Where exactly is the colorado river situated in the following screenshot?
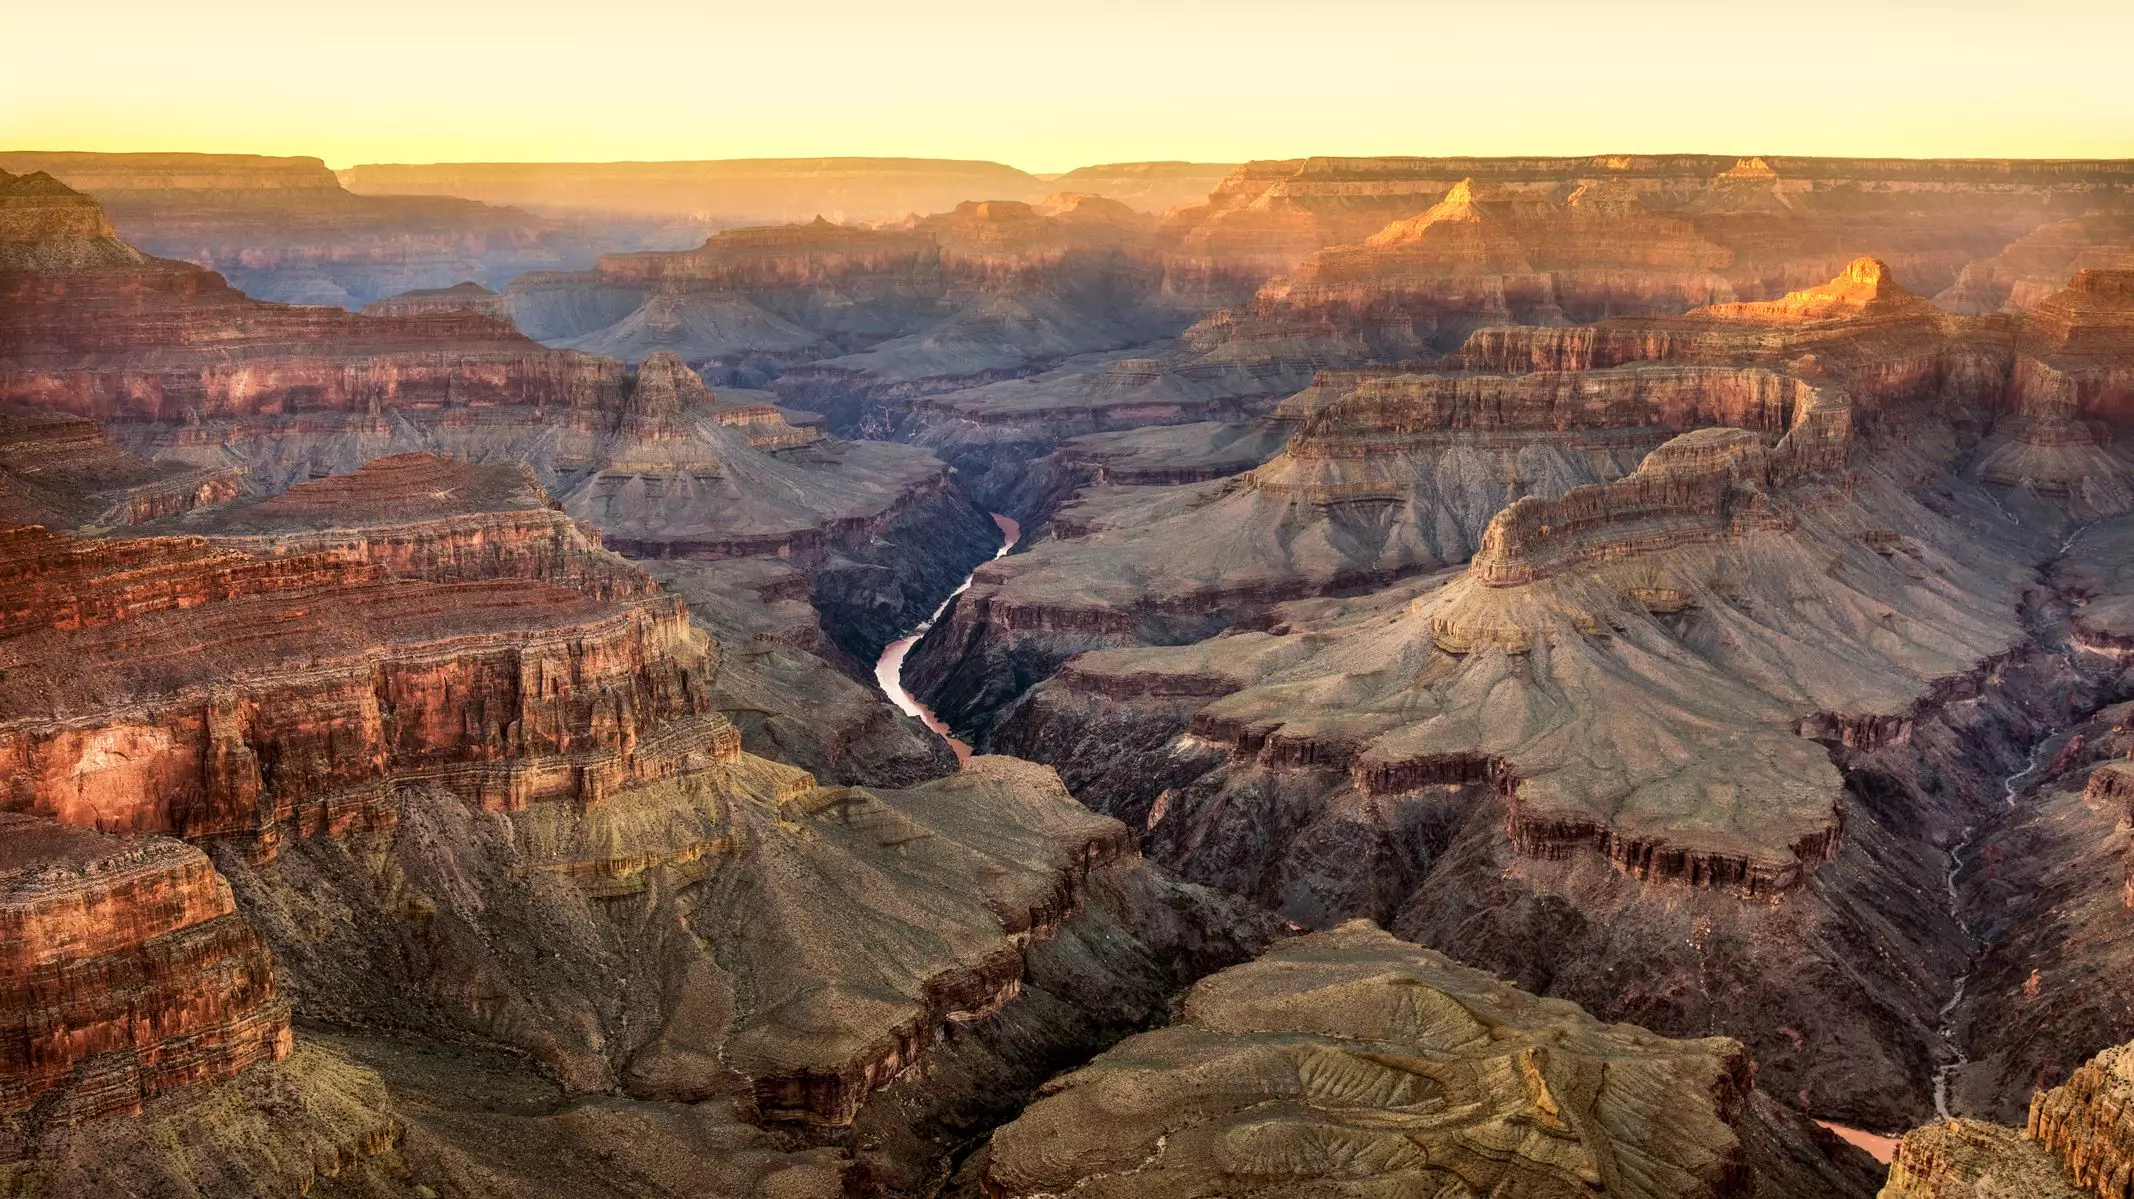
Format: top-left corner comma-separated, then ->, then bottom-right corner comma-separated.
874,513 -> 1019,761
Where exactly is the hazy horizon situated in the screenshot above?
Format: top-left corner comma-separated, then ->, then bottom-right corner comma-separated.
9,0 -> 2131,175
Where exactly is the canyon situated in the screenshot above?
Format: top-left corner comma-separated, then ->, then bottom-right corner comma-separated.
5,143 -> 2134,1199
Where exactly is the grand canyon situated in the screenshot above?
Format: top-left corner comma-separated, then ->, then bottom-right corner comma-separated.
8,2 -> 2134,1193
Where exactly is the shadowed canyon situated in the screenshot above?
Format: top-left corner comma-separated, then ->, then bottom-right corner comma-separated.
7,130 -> 2134,1199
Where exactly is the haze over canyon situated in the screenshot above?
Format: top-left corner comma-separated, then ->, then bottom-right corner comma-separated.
8,17 -> 2134,1194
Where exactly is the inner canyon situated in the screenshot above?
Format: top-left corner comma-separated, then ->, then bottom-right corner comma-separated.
9,114 -> 2134,1199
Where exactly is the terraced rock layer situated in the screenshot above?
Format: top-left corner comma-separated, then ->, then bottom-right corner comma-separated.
0,814 -> 290,1154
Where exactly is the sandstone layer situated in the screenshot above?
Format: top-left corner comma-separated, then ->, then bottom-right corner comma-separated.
0,814 -> 290,1156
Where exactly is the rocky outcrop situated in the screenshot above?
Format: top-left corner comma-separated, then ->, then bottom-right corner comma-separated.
1973,270 -> 2134,515
2029,1041 -> 2134,1197
0,814 -> 290,1153
1881,1119 -> 2085,1198
980,921 -> 1879,1198
361,280 -> 515,322
0,509 -> 731,849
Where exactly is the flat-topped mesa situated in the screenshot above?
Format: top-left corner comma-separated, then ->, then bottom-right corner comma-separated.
0,813 -> 291,1143
0,412 -> 241,530
1248,362 -> 1816,503
981,922 -> 1874,1199
0,515 -> 736,850
141,452 -> 656,600
359,280 -> 513,322
589,218 -> 940,289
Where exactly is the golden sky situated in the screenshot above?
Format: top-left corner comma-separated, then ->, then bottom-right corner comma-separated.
6,0 -> 2130,172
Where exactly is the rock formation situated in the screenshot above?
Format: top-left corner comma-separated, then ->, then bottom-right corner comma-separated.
1972,270 -> 2134,516
0,177 -> 1004,661
980,921 -> 1879,1198
1880,1119 -> 2085,1198
907,259 -> 2007,736
362,280 -> 515,322
0,814 -> 291,1157
0,152 -> 624,307
0,411 -> 241,530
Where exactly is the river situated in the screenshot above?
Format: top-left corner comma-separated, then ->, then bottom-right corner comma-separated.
874,513 -> 1019,762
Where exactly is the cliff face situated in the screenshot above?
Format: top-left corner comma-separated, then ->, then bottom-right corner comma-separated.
0,813 -> 290,1154
0,175 -> 628,425
0,481 -> 731,850
0,152 -> 624,308
982,922 -> 1879,1199
1969,270 -> 2134,515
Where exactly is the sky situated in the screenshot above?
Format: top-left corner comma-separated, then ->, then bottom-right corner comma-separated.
5,0 -> 2131,173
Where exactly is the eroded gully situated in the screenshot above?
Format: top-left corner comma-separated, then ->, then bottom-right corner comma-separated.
1932,521 -> 2090,1121
875,512 -> 1019,760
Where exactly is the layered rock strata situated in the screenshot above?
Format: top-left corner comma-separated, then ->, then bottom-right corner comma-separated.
0,814 -> 290,1154
0,507 -> 729,849
909,259 -> 2006,736
0,411 -> 241,530
1169,155 -> 2132,298
1973,270 -> 2134,515
980,921 -> 1879,1198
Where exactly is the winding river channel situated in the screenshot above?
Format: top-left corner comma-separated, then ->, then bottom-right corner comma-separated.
874,512 -> 1019,761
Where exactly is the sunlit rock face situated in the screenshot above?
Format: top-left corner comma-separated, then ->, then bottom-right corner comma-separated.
982,921 -> 1880,1199
0,814 -> 291,1155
